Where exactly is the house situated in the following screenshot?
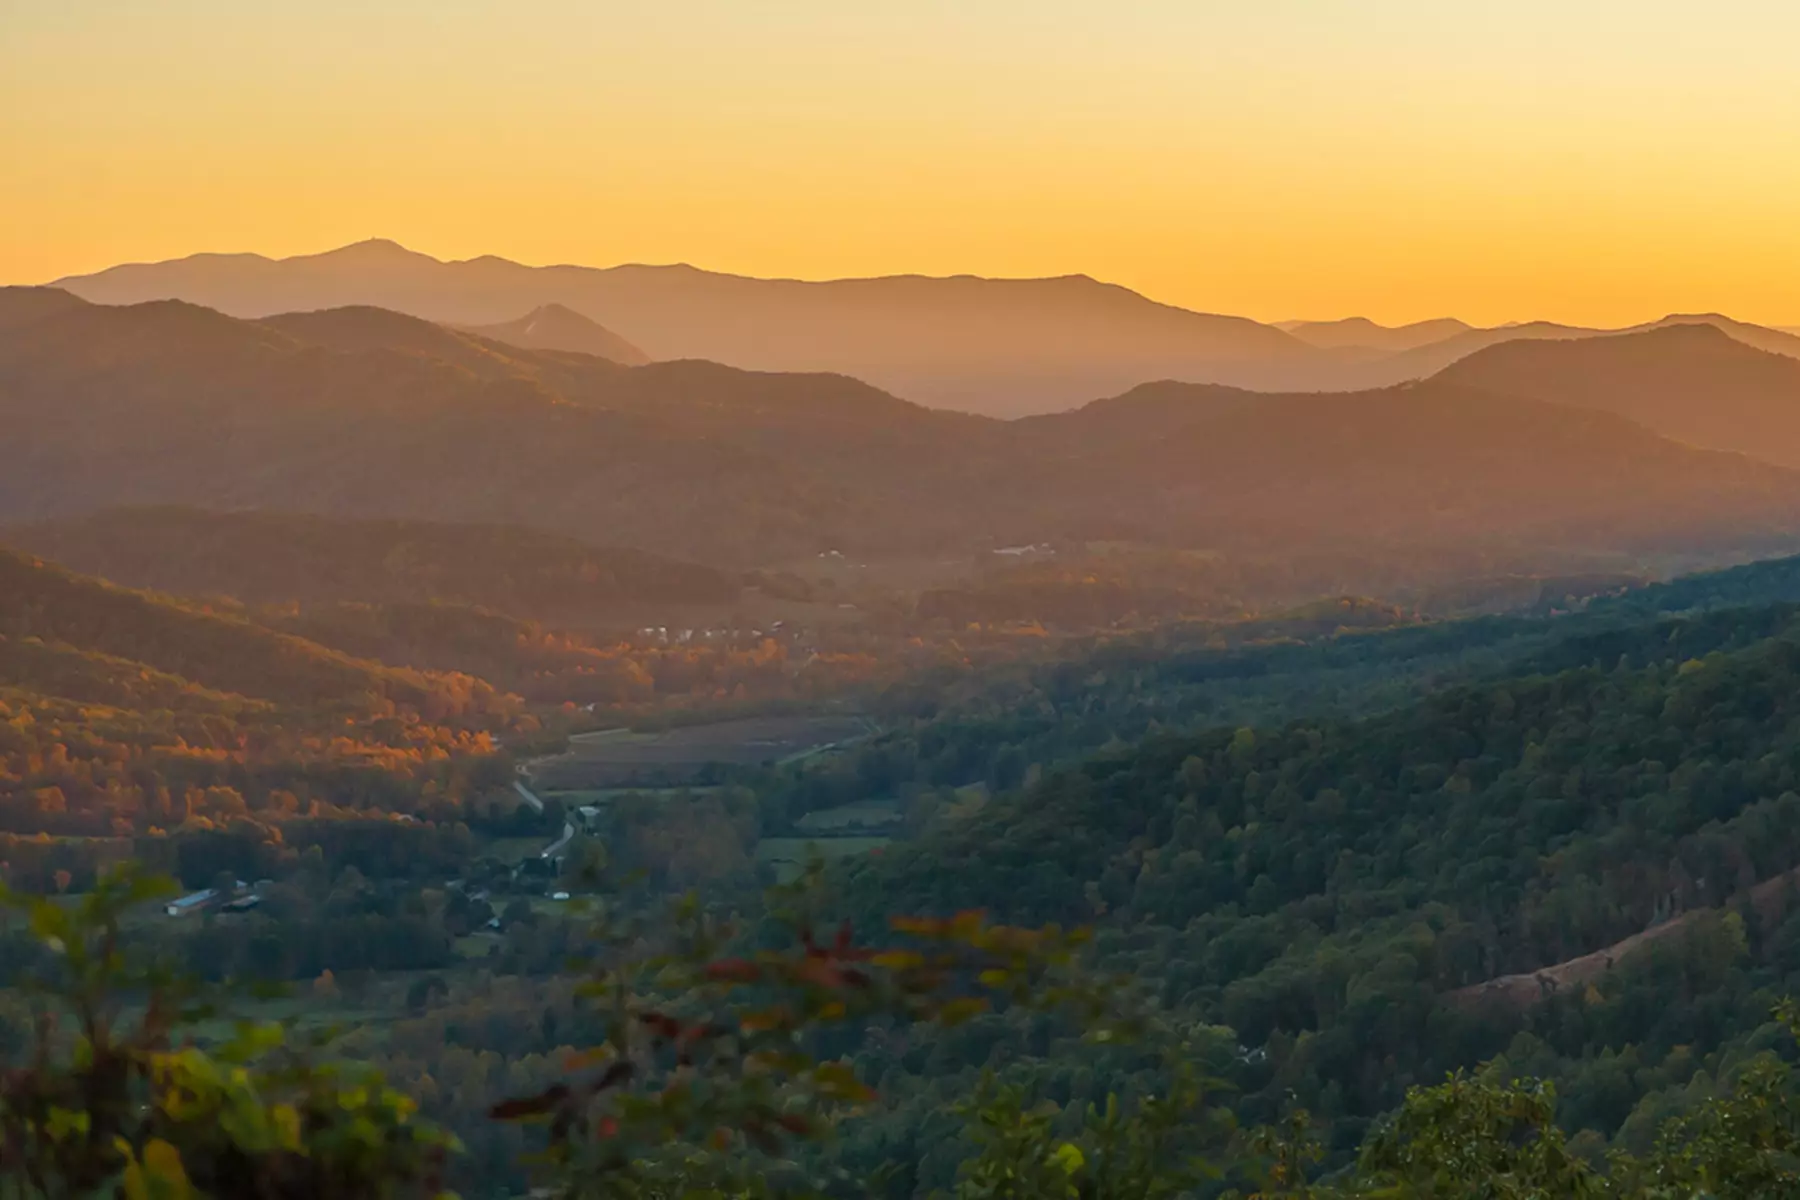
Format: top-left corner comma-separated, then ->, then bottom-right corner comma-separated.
166,878 -> 257,918
165,889 -> 219,918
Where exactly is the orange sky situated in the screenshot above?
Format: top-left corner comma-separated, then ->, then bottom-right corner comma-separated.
5,1 -> 1799,328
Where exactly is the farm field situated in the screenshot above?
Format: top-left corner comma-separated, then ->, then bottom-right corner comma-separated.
794,799 -> 902,833
536,786 -> 725,808
526,714 -> 872,788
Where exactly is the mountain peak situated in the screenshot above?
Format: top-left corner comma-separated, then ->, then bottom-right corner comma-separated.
463,303 -> 649,365
1280,315 -> 1474,354
307,238 -> 435,264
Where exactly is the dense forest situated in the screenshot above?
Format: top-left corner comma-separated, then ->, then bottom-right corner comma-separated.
829,594 -> 1800,1180
11,532 -> 1800,1193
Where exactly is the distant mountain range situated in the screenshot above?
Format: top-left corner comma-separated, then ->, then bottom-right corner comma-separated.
5,285 -> 1800,569
1277,317 -> 1473,355
56,241 -> 1800,416
52,240 -> 1312,416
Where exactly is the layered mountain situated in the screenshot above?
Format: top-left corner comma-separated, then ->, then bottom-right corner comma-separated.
1436,323 -> 1800,468
1018,379 -> 1800,553
58,242 -> 1800,414
1363,313 -> 1800,387
0,286 -> 1009,563
51,240 -> 1335,415
1277,316 -> 1472,355
460,304 -> 648,365
2,508 -> 736,617
5,286 -> 1799,567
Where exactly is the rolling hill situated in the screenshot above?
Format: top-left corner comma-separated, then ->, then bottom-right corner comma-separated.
1032,379 -> 1800,553
0,544 -> 504,720
1435,323 -> 1800,468
461,304 -> 649,365
1277,316 -> 1472,354
1354,313 -> 1800,388
0,287 -> 1008,563
5,286 -> 1800,570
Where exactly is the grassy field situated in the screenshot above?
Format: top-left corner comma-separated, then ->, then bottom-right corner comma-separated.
756,836 -> 893,883
527,715 -> 871,789
794,799 -> 902,833
184,978 -> 421,1043
479,836 -> 553,864
539,786 -> 725,807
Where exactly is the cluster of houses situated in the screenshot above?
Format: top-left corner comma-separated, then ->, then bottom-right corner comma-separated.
632,625 -> 784,645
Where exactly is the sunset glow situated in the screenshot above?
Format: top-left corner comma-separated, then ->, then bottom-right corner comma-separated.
7,0 -> 1800,327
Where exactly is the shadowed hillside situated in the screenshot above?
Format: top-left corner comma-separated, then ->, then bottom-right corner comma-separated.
0,287 -> 1006,563
461,304 -> 648,365
1034,380 -> 1800,552
2,508 -> 737,617
5,287 -> 1800,568
1436,323 -> 1800,467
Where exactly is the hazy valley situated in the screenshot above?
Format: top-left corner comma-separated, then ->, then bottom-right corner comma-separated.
11,249 -> 1800,1198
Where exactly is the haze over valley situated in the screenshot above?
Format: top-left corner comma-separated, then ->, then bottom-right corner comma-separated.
13,3 -> 1800,1196
53,241 -> 1800,417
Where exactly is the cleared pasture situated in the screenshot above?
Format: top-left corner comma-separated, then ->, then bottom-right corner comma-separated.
756,835 -> 892,883
527,714 -> 870,788
795,799 -> 902,833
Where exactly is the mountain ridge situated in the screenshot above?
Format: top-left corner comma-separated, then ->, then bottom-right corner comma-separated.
460,304 -> 648,365
5,286 -> 1800,569
48,243 -> 1344,415
1,507 -> 736,618
1435,322 -> 1800,468
55,241 -> 1800,414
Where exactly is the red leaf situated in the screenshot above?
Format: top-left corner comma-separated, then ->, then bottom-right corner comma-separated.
489,1083 -> 569,1120
705,958 -> 762,984
638,1012 -> 682,1039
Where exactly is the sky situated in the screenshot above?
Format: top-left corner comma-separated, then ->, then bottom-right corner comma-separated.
4,0 -> 1800,328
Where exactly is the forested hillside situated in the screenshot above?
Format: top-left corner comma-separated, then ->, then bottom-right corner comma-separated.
0,547 -> 521,882
833,587 -> 1800,1166
13,533 -> 1800,1192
